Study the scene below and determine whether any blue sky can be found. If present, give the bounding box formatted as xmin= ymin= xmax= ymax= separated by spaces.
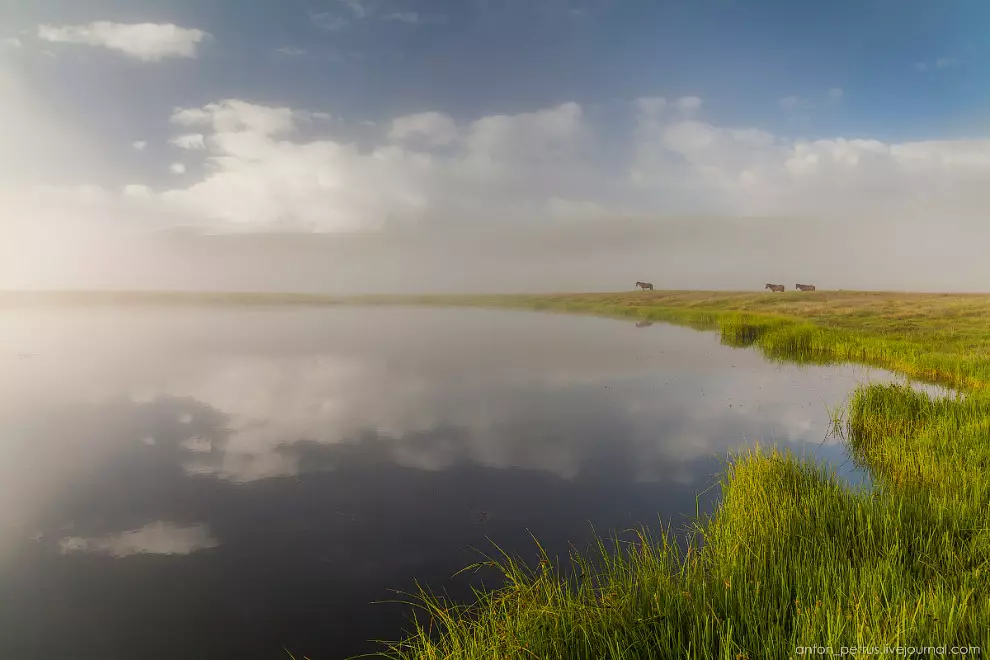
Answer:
xmin=3 ymin=0 xmax=990 ymax=291
xmin=7 ymin=0 xmax=989 ymax=151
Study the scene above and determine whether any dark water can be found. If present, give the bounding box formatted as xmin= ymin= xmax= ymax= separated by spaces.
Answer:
xmin=0 ymin=306 xmax=946 ymax=660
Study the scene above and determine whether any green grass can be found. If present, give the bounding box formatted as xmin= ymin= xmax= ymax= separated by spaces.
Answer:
xmin=379 ymin=450 xmax=988 ymax=659
xmin=359 ymin=292 xmax=990 ymax=659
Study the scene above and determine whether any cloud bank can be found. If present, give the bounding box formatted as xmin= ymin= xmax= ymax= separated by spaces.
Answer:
xmin=63 ymin=94 xmax=990 ymax=234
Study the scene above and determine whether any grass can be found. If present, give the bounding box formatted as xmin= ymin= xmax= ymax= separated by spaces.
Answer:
xmin=380 ymin=450 xmax=988 ymax=658
xmin=358 ymin=291 xmax=990 ymax=659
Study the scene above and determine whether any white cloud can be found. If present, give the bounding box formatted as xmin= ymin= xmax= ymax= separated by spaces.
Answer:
xmin=131 ymin=140 xmax=147 ymax=151
xmin=59 ymin=522 xmax=219 ymax=557
xmin=676 ymin=96 xmax=703 ymax=113
xmin=161 ymin=137 xmax=432 ymax=232
xmin=274 ymin=46 xmax=306 ymax=57
xmin=462 ymin=101 xmax=585 ymax=167
xmin=389 ymin=111 xmax=458 ymax=146
xmin=827 ymin=87 xmax=844 ymax=102
xmin=171 ymin=99 xmax=298 ymax=136
xmin=171 ymin=133 xmax=206 ymax=150
xmin=149 ymin=99 xmax=594 ymax=232
xmin=629 ymin=99 xmax=990 ymax=219
xmin=1 ymin=37 xmax=21 ymax=48
xmin=37 ymin=22 xmax=210 ymax=61
xmin=122 ymin=184 xmax=152 ymax=198
xmin=936 ymin=56 xmax=958 ymax=69
xmin=169 ymin=162 xmax=186 ymax=174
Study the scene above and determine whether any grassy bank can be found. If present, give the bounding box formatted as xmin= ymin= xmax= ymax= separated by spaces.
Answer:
xmin=370 ymin=291 xmax=990 ymax=658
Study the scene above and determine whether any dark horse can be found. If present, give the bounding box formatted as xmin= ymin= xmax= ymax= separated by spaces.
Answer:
xmin=635 ymin=281 xmax=654 ymax=291
xmin=765 ymin=283 xmax=785 ymax=292
xmin=635 ymin=320 xmax=654 ymax=328
xmin=795 ymin=283 xmax=816 ymax=291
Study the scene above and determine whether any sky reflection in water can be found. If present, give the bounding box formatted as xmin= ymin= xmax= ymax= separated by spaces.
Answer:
xmin=0 ymin=306 xmax=947 ymax=659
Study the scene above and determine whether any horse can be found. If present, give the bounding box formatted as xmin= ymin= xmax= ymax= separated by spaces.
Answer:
xmin=635 ymin=320 xmax=654 ymax=327
xmin=635 ymin=281 xmax=654 ymax=291
xmin=765 ymin=283 xmax=785 ymax=292
xmin=795 ymin=284 xmax=816 ymax=291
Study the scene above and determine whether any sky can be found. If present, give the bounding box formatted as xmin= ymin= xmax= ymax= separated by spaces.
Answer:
xmin=2 ymin=0 xmax=990 ymax=292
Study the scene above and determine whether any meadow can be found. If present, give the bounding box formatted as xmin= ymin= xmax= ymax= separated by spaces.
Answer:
xmin=365 ymin=291 xmax=990 ymax=659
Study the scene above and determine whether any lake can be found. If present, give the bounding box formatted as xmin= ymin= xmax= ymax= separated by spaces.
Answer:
xmin=0 ymin=305 xmax=945 ymax=659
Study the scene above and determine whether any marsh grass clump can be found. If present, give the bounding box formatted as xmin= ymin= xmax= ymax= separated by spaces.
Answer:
xmin=717 ymin=314 xmax=792 ymax=346
xmin=846 ymin=383 xmax=990 ymax=511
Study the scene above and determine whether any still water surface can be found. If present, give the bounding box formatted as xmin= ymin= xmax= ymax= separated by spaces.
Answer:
xmin=0 ymin=306 xmax=941 ymax=659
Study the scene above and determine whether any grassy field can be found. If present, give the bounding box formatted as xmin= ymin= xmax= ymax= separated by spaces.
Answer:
xmin=360 ymin=291 xmax=990 ymax=659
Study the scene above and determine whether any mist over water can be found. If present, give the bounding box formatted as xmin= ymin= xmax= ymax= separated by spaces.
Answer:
xmin=0 ymin=305 xmax=948 ymax=658
xmin=0 ymin=216 xmax=982 ymax=294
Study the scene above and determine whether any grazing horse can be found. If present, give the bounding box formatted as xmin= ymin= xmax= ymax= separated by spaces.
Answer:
xmin=635 ymin=320 xmax=654 ymax=328
xmin=635 ymin=281 xmax=654 ymax=291
xmin=765 ymin=283 xmax=785 ymax=293
xmin=795 ymin=283 xmax=816 ymax=291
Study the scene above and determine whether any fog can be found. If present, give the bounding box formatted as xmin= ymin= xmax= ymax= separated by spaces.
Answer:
xmin=0 ymin=216 xmax=978 ymax=294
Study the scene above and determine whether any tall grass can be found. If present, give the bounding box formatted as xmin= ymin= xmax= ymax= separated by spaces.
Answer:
xmin=377 ymin=446 xmax=988 ymax=658
xmin=364 ymin=293 xmax=990 ymax=659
